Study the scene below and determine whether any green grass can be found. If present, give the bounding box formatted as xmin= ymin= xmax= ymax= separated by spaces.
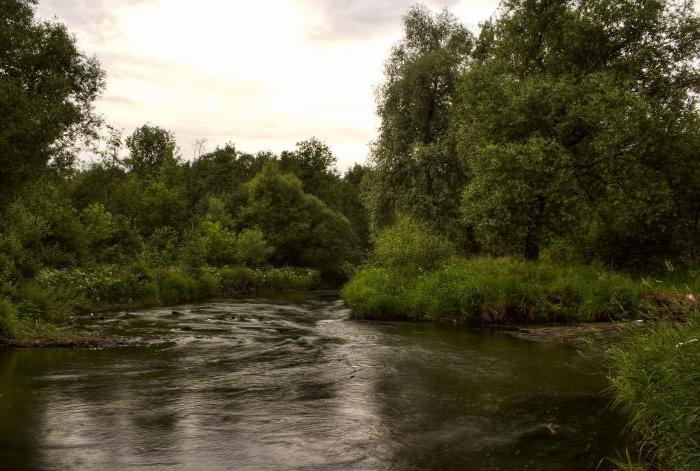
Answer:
xmin=342 ymin=257 xmax=695 ymax=323
xmin=608 ymin=317 xmax=700 ymax=471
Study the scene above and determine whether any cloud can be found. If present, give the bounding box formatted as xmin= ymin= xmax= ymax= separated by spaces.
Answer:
xmin=36 ymin=0 xmax=152 ymax=41
xmin=300 ymin=0 xmax=462 ymax=40
xmin=34 ymin=0 xmax=500 ymax=169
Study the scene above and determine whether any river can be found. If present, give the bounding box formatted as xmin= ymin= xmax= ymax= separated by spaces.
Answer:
xmin=0 ymin=292 xmax=628 ymax=470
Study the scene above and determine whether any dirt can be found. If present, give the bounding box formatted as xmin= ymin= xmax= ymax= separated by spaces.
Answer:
xmin=495 ymin=322 xmax=627 ymax=347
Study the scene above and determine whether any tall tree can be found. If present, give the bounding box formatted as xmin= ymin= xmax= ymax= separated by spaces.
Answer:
xmin=0 ymin=0 xmax=105 ymax=207
xmin=369 ymin=5 xmax=473 ymax=242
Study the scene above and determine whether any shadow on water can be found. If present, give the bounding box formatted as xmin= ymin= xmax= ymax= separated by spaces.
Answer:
xmin=0 ymin=293 xmax=629 ymax=470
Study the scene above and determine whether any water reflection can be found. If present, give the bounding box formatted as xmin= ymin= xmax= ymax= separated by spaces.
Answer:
xmin=0 ymin=293 xmax=627 ymax=470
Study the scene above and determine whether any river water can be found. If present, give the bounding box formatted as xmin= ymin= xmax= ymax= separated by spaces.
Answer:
xmin=0 ymin=292 xmax=628 ymax=470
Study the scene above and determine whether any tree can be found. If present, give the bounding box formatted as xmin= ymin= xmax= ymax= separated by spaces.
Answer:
xmin=0 ymin=0 xmax=105 ymax=207
xmin=369 ymin=5 xmax=473 ymax=242
xmin=455 ymin=0 xmax=700 ymax=265
xmin=280 ymin=139 xmax=371 ymax=248
xmin=238 ymin=164 xmax=361 ymax=279
xmin=124 ymin=125 xmax=177 ymax=175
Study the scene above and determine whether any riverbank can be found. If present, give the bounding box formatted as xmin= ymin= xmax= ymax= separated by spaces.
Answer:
xmin=342 ymin=257 xmax=699 ymax=324
xmin=0 ymin=264 xmax=321 ymax=348
xmin=607 ymin=317 xmax=700 ymax=471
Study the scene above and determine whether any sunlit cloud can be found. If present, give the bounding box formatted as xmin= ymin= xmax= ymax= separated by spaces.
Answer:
xmin=37 ymin=0 xmax=501 ymax=168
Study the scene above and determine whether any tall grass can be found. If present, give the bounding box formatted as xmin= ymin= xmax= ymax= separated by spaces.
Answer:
xmin=343 ymin=257 xmax=651 ymax=323
xmin=608 ymin=317 xmax=700 ymax=471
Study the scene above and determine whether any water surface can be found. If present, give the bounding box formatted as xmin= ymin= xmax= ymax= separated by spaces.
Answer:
xmin=0 ymin=292 xmax=628 ymax=470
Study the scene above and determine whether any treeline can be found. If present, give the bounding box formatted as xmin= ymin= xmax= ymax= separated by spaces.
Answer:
xmin=0 ymin=125 xmax=370 ymax=336
xmin=55 ymin=129 xmax=367 ymax=279
xmin=364 ymin=0 xmax=700 ymax=270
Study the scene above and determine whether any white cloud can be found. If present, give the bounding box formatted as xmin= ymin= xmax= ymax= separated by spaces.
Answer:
xmin=37 ymin=0 xmax=501 ymax=169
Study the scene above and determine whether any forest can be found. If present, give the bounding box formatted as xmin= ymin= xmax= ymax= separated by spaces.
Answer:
xmin=1 ymin=0 xmax=699 ymax=469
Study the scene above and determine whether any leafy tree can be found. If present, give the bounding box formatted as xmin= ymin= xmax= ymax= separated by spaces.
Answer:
xmin=0 ymin=0 xmax=105 ymax=207
xmin=456 ymin=0 xmax=700 ymax=265
xmin=186 ymin=144 xmax=274 ymax=215
xmin=82 ymin=203 xmax=142 ymax=263
xmin=369 ymin=5 xmax=473 ymax=241
xmin=280 ymin=139 xmax=371 ymax=248
xmin=0 ymin=184 xmax=86 ymax=275
xmin=124 ymin=125 xmax=177 ymax=175
xmin=462 ymin=139 xmax=580 ymax=260
xmin=239 ymin=164 xmax=361 ymax=279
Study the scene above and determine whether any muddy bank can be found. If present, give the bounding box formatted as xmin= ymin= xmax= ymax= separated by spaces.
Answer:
xmin=0 ymin=326 xmax=142 ymax=349
xmin=494 ymin=322 xmax=626 ymax=347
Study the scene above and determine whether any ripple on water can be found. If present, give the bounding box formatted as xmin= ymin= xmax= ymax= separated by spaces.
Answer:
xmin=0 ymin=295 xmax=630 ymax=471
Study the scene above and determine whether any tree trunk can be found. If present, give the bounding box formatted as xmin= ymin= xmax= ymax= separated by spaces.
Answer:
xmin=524 ymin=231 xmax=540 ymax=261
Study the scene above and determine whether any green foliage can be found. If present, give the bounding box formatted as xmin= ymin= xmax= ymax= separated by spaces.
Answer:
xmin=340 ymin=268 xmax=415 ymax=320
xmin=369 ymin=5 xmax=472 ymax=241
xmin=342 ymin=218 xmax=660 ymax=323
xmin=372 ymin=216 xmax=455 ymax=274
xmin=453 ymin=0 xmax=700 ymax=265
xmin=214 ymin=266 xmax=320 ymax=294
xmin=280 ymin=139 xmax=371 ymax=249
xmin=462 ymin=138 xmax=580 ymax=260
xmin=183 ymin=221 xmax=273 ymax=268
xmin=0 ymin=298 xmax=19 ymax=337
xmin=240 ymin=164 xmax=361 ymax=279
xmin=0 ymin=0 xmax=105 ymax=206
xmin=124 ymin=125 xmax=177 ymax=175
xmin=609 ymin=317 xmax=700 ymax=471
xmin=344 ymin=244 xmax=650 ymax=323
xmin=234 ymin=229 xmax=274 ymax=266
xmin=158 ymin=267 xmax=199 ymax=305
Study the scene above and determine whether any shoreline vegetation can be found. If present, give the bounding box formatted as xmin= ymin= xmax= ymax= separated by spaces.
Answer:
xmin=342 ymin=218 xmax=699 ymax=325
xmin=0 ymin=265 xmax=320 ymax=348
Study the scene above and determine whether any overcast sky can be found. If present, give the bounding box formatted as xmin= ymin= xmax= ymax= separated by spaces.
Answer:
xmin=37 ymin=1 xmax=501 ymax=168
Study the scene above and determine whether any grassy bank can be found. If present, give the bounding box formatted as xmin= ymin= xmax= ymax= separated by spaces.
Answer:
xmin=342 ymin=257 xmax=698 ymax=324
xmin=608 ymin=318 xmax=700 ymax=471
xmin=0 ymin=263 xmax=320 ymax=345
xmin=341 ymin=218 xmax=698 ymax=324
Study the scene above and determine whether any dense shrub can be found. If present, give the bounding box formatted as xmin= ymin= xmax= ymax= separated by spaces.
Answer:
xmin=0 ymin=298 xmax=19 ymax=337
xmin=341 ymin=268 xmax=414 ymax=320
xmin=239 ymin=164 xmax=361 ymax=279
xmin=158 ymin=268 xmax=199 ymax=304
xmin=372 ymin=216 xmax=455 ymax=274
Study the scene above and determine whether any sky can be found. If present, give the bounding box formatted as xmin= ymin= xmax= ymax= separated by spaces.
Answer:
xmin=36 ymin=0 xmax=501 ymax=169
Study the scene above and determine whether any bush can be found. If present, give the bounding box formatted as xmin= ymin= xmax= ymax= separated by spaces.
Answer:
xmin=0 ymin=298 xmax=19 ymax=337
xmin=609 ymin=318 xmax=700 ymax=471
xmin=239 ymin=164 xmax=361 ymax=279
xmin=15 ymin=282 xmax=73 ymax=323
xmin=372 ymin=216 xmax=455 ymax=274
xmin=158 ymin=267 xmax=199 ymax=304
xmin=217 ymin=266 xmax=258 ymax=294
xmin=341 ymin=268 xmax=415 ymax=320
xmin=196 ymin=270 xmax=220 ymax=298
xmin=234 ymin=228 xmax=273 ymax=266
